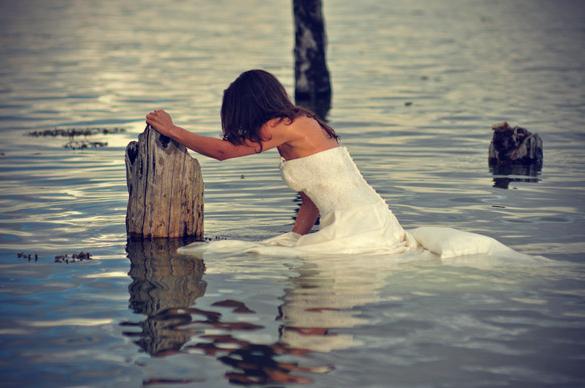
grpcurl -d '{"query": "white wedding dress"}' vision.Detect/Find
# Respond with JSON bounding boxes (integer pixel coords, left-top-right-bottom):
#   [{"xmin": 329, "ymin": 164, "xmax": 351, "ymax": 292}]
[{"xmin": 177, "ymin": 146, "xmax": 539, "ymax": 264}]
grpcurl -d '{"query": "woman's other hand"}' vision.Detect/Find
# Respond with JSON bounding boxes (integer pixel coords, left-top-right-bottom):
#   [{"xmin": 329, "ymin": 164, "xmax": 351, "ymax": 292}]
[{"xmin": 145, "ymin": 109, "xmax": 176, "ymax": 137}]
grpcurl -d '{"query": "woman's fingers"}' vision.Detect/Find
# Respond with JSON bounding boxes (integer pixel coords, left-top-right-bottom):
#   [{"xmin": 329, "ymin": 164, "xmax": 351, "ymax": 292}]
[
  {"xmin": 145, "ymin": 109, "xmax": 169, "ymax": 130},
  {"xmin": 146, "ymin": 110, "xmax": 167, "ymax": 122},
  {"xmin": 146, "ymin": 114, "xmax": 160, "ymax": 123},
  {"xmin": 146, "ymin": 109, "xmax": 162, "ymax": 116}
]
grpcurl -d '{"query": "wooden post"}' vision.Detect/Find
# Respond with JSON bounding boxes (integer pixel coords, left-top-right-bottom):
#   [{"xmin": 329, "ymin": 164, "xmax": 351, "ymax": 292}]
[
  {"xmin": 125, "ymin": 125, "xmax": 203, "ymax": 239},
  {"xmin": 293, "ymin": 0, "xmax": 332, "ymax": 118}
]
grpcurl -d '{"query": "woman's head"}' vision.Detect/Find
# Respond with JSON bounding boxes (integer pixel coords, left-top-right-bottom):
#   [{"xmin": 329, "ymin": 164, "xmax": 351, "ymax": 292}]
[{"xmin": 221, "ymin": 69, "xmax": 338, "ymax": 149}]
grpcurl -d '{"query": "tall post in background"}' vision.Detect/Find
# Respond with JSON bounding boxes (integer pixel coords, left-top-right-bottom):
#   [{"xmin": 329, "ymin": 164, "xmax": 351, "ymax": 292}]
[{"xmin": 293, "ymin": 0, "xmax": 332, "ymax": 119}]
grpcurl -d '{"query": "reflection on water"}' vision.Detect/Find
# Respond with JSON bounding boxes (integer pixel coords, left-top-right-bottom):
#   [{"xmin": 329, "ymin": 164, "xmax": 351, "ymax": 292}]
[
  {"xmin": 122, "ymin": 239, "xmax": 399, "ymax": 384},
  {"xmin": 490, "ymin": 162, "xmax": 542, "ymax": 190},
  {"xmin": 280, "ymin": 256, "xmax": 387, "ymax": 353},
  {"xmin": 123, "ymin": 238, "xmax": 378, "ymax": 384},
  {"xmin": 123, "ymin": 238, "xmax": 206, "ymax": 356},
  {"xmin": 182, "ymin": 306, "xmax": 331, "ymax": 385}
]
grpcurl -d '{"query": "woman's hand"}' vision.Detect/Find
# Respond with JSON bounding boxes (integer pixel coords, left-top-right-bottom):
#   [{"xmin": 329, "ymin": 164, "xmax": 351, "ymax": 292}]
[{"xmin": 145, "ymin": 109, "xmax": 176, "ymax": 138}]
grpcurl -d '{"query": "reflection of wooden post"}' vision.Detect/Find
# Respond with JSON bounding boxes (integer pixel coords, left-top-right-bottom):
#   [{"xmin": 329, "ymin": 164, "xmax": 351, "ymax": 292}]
[
  {"xmin": 125, "ymin": 125, "xmax": 203, "ymax": 239},
  {"xmin": 293, "ymin": 0, "xmax": 332, "ymax": 118},
  {"xmin": 125, "ymin": 238, "xmax": 207, "ymax": 356}
]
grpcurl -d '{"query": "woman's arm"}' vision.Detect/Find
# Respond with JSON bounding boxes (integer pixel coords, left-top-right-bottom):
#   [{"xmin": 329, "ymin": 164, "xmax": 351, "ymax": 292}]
[
  {"xmin": 145, "ymin": 109, "xmax": 287, "ymax": 161},
  {"xmin": 292, "ymin": 192, "xmax": 319, "ymax": 235},
  {"xmin": 172, "ymin": 126, "xmax": 264, "ymax": 161}
]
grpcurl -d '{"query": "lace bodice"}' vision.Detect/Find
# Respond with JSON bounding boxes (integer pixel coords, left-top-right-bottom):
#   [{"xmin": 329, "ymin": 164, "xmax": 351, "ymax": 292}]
[{"xmin": 279, "ymin": 146, "xmax": 387, "ymax": 215}]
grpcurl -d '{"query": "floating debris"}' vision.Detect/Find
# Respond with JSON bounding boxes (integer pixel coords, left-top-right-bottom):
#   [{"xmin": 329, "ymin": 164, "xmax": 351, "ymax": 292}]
[
  {"xmin": 27, "ymin": 127, "xmax": 126, "ymax": 137},
  {"xmin": 64, "ymin": 140, "xmax": 108, "ymax": 150},
  {"xmin": 203, "ymin": 236, "xmax": 228, "ymax": 242},
  {"xmin": 489, "ymin": 121, "xmax": 543, "ymax": 166},
  {"xmin": 54, "ymin": 251, "xmax": 93, "ymax": 264}
]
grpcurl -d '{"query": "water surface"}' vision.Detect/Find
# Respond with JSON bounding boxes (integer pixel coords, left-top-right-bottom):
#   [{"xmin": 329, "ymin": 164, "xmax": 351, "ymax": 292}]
[{"xmin": 1, "ymin": 0, "xmax": 585, "ymax": 386}]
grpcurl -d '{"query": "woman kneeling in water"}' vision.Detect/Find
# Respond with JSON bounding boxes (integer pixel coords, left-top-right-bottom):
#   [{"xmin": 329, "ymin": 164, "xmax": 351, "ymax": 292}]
[{"xmin": 146, "ymin": 69, "xmax": 532, "ymax": 260}]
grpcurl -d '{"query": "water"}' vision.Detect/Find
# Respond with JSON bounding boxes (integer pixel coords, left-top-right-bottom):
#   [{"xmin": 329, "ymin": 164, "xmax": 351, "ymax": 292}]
[{"xmin": 1, "ymin": 0, "xmax": 585, "ymax": 386}]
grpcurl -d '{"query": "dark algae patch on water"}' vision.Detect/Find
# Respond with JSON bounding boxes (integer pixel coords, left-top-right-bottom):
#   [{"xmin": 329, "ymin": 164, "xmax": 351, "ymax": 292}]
[
  {"xmin": 15, "ymin": 251, "xmax": 94, "ymax": 263},
  {"xmin": 53, "ymin": 251, "xmax": 93, "ymax": 263},
  {"xmin": 26, "ymin": 127, "xmax": 127, "ymax": 137}
]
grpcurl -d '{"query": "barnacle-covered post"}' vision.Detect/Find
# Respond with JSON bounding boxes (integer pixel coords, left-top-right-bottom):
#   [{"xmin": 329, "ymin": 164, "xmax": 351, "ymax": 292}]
[{"xmin": 125, "ymin": 125, "xmax": 203, "ymax": 239}]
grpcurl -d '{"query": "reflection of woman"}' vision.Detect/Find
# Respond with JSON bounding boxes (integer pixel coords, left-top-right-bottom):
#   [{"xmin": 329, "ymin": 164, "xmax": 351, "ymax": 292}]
[
  {"xmin": 197, "ymin": 252, "xmax": 406, "ymax": 354},
  {"xmin": 122, "ymin": 240, "xmax": 418, "ymax": 383},
  {"xmin": 147, "ymin": 69, "xmax": 535, "ymax": 262},
  {"xmin": 278, "ymin": 253, "xmax": 411, "ymax": 352},
  {"xmin": 177, "ymin": 254, "xmax": 388, "ymax": 383}
]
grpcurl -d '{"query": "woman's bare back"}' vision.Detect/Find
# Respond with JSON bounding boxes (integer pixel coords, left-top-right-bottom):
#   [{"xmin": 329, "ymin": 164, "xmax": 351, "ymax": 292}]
[{"xmin": 267, "ymin": 115, "xmax": 339, "ymax": 161}]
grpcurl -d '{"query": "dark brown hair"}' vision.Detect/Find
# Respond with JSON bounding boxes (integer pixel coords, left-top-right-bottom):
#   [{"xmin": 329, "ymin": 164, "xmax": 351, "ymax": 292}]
[{"xmin": 221, "ymin": 69, "xmax": 338, "ymax": 151}]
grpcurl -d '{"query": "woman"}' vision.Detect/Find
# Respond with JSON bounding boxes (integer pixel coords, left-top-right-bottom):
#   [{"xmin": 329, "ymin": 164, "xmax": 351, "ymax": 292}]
[{"xmin": 146, "ymin": 69, "xmax": 535, "ymax": 261}]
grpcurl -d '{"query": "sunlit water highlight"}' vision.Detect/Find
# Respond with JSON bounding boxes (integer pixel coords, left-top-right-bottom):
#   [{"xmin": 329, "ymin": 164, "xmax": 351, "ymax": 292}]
[{"xmin": 1, "ymin": 0, "xmax": 585, "ymax": 386}]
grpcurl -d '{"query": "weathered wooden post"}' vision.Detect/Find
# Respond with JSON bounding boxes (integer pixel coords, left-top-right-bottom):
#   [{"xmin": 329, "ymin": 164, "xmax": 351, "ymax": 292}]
[
  {"xmin": 293, "ymin": 0, "xmax": 332, "ymax": 118},
  {"xmin": 125, "ymin": 124, "xmax": 204, "ymax": 239}
]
